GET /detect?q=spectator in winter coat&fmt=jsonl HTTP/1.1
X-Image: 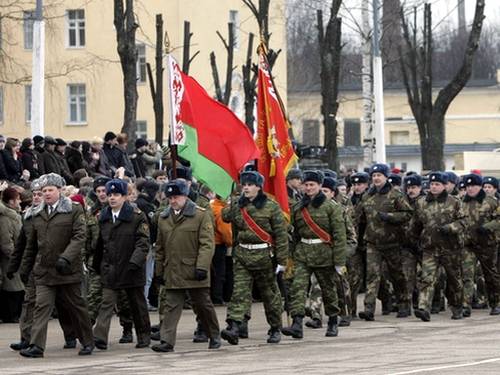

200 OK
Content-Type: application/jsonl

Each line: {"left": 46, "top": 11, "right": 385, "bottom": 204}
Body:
{"left": 65, "top": 141, "right": 85, "bottom": 174}
{"left": 20, "top": 138, "right": 40, "bottom": 180}
{"left": 1, "top": 138, "right": 27, "bottom": 183}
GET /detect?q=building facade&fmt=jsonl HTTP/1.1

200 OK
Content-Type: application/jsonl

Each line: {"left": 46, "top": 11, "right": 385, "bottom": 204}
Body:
{"left": 0, "top": 0, "right": 287, "bottom": 142}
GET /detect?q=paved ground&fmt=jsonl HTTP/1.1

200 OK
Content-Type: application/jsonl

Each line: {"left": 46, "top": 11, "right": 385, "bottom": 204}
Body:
{"left": 2, "top": 298, "right": 500, "bottom": 375}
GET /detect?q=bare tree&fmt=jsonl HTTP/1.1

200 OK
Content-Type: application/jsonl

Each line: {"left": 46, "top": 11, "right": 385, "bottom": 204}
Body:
{"left": 399, "top": 1, "right": 485, "bottom": 170}
{"left": 114, "top": 0, "right": 138, "bottom": 139}
{"left": 210, "top": 22, "right": 235, "bottom": 105}
{"left": 317, "top": 0, "right": 342, "bottom": 172}
{"left": 181, "top": 21, "right": 199, "bottom": 74}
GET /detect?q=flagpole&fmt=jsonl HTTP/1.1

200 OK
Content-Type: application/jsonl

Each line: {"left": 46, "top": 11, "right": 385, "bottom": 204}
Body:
{"left": 165, "top": 30, "right": 178, "bottom": 179}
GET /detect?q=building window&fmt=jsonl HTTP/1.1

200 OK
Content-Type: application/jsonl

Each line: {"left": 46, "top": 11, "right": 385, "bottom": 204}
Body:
{"left": 25, "top": 85, "right": 32, "bottom": 123}
{"left": 67, "top": 84, "right": 86, "bottom": 124}
{"left": 229, "top": 10, "right": 240, "bottom": 49}
{"left": 136, "top": 44, "right": 146, "bottom": 83}
{"left": 302, "top": 119, "right": 320, "bottom": 145}
{"left": 390, "top": 130, "right": 410, "bottom": 145}
{"left": 67, "top": 9, "right": 85, "bottom": 47}
{"left": 389, "top": 162, "right": 396, "bottom": 169}
{"left": 344, "top": 119, "right": 361, "bottom": 146}
{"left": 24, "top": 11, "right": 35, "bottom": 50}
{"left": 136, "top": 121, "right": 147, "bottom": 139}
{"left": 0, "top": 87, "right": 3, "bottom": 123}
{"left": 401, "top": 162, "right": 408, "bottom": 171}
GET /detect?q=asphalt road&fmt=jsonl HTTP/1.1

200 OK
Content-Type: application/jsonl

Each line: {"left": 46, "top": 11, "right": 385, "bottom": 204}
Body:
{"left": 1, "top": 298, "right": 500, "bottom": 375}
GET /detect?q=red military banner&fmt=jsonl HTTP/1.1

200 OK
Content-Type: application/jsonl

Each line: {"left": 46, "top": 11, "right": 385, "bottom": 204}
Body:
{"left": 256, "top": 46, "right": 298, "bottom": 219}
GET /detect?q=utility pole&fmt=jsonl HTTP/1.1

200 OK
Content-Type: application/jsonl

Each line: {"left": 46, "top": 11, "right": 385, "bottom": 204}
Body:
{"left": 361, "top": 0, "right": 374, "bottom": 166}
{"left": 31, "top": 0, "right": 45, "bottom": 137}
{"left": 372, "top": 0, "right": 386, "bottom": 163}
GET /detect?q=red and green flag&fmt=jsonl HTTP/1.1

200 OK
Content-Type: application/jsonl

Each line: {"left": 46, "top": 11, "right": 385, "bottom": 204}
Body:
{"left": 168, "top": 56, "right": 259, "bottom": 198}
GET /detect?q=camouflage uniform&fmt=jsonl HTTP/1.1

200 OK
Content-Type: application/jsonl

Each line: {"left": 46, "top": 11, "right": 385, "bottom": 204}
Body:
{"left": 355, "top": 182, "right": 412, "bottom": 317}
{"left": 288, "top": 192, "right": 346, "bottom": 320}
{"left": 462, "top": 189, "right": 500, "bottom": 312}
{"left": 349, "top": 191, "right": 367, "bottom": 316}
{"left": 411, "top": 191, "right": 466, "bottom": 315}
{"left": 222, "top": 192, "right": 288, "bottom": 330}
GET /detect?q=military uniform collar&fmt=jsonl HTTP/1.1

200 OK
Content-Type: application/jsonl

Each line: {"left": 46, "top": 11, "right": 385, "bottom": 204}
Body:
{"left": 238, "top": 191, "right": 267, "bottom": 209}
{"left": 368, "top": 181, "right": 391, "bottom": 196}
{"left": 464, "top": 189, "right": 486, "bottom": 203}
{"left": 301, "top": 191, "right": 326, "bottom": 209}
{"left": 100, "top": 201, "right": 134, "bottom": 223}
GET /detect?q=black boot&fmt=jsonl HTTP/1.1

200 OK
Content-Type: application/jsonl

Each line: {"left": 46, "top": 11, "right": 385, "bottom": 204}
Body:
{"left": 463, "top": 306, "right": 472, "bottom": 318}
{"left": 208, "top": 335, "right": 222, "bottom": 349}
{"left": 396, "top": 307, "right": 410, "bottom": 318}
{"left": 151, "top": 341, "right": 174, "bottom": 352}
{"left": 239, "top": 317, "right": 249, "bottom": 338}
{"left": 135, "top": 333, "right": 151, "bottom": 348}
{"left": 267, "top": 327, "right": 281, "bottom": 344}
{"left": 305, "top": 318, "right": 322, "bottom": 329}
{"left": 192, "top": 321, "right": 209, "bottom": 343}
{"left": 221, "top": 320, "right": 240, "bottom": 345}
{"left": 358, "top": 311, "right": 374, "bottom": 321}
{"left": 78, "top": 345, "right": 93, "bottom": 356}
{"left": 64, "top": 338, "right": 77, "bottom": 349}
{"left": 94, "top": 338, "right": 107, "bottom": 350}
{"left": 489, "top": 306, "right": 500, "bottom": 315}
{"left": 151, "top": 323, "right": 160, "bottom": 333}
{"left": 325, "top": 316, "right": 338, "bottom": 337}
{"left": 20, "top": 345, "right": 44, "bottom": 358}
{"left": 281, "top": 316, "right": 303, "bottom": 339}
{"left": 119, "top": 327, "right": 133, "bottom": 344}
{"left": 151, "top": 331, "right": 161, "bottom": 341}
{"left": 451, "top": 306, "right": 463, "bottom": 320}
{"left": 10, "top": 339, "right": 30, "bottom": 351}
{"left": 414, "top": 309, "right": 431, "bottom": 322}
{"left": 338, "top": 316, "right": 351, "bottom": 327}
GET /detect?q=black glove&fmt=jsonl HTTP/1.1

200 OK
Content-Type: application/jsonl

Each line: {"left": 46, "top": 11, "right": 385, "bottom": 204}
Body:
{"left": 439, "top": 225, "right": 453, "bottom": 236}
{"left": 127, "top": 262, "right": 141, "bottom": 272}
{"left": 55, "top": 257, "right": 72, "bottom": 275}
{"left": 6, "top": 272, "right": 14, "bottom": 280}
{"left": 153, "top": 275, "right": 165, "bottom": 285}
{"left": 378, "top": 212, "right": 391, "bottom": 222}
{"left": 20, "top": 273, "right": 29, "bottom": 284}
{"left": 194, "top": 269, "right": 207, "bottom": 281}
{"left": 477, "top": 226, "right": 490, "bottom": 236}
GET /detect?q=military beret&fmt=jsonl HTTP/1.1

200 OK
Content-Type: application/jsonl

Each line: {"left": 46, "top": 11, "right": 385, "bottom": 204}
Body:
{"left": 93, "top": 176, "right": 111, "bottom": 191}
{"left": 482, "top": 176, "right": 499, "bottom": 189}
{"left": 168, "top": 165, "right": 192, "bottom": 181}
{"left": 322, "top": 177, "right": 337, "bottom": 191}
{"left": 164, "top": 179, "right": 189, "bottom": 197}
{"left": 240, "top": 171, "right": 264, "bottom": 187}
{"left": 351, "top": 172, "right": 369, "bottom": 184}
{"left": 105, "top": 179, "right": 128, "bottom": 195}
{"left": 322, "top": 169, "right": 337, "bottom": 179}
{"left": 303, "top": 170, "right": 324, "bottom": 185}
{"left": 369, "top": 163, "right": 389, "bottom": 177}
{"left": 404, "top": 174, "right": 422, "bottom": 187}
{"left": 286, "top": 168, "right": 303, "bottom": 181}
{"left": 388, "top": 174, "right": 402, "bottom": 187}
{"left": 463, "top": 173, "right": 483, "bottom": 186}
{"left": 445, "top": 171, "right": 459, "bottom": 185}
{"left": 30, "top": 178, "right": 43, "bottom": 192}
{"left": 39, "top": 173, "right": 66, "bottom": 189}
{"left": 44, "top": 136, "right": 57, "bottom": 145}
{"left": 428, "top": 172, "right": 448, "bottom": 185}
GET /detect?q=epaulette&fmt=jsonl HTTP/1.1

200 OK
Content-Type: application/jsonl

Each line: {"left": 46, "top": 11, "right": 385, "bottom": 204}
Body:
{"left": 196, "top": 205, "right": 207, "bottom": 211}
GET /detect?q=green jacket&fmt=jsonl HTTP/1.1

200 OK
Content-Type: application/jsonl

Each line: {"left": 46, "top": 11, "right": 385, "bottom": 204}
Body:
{"left": 222, "top": 192, "right": 288, "bottom": 268}
{"left": 355, "top": 182, "right": 413, "bottom": 248}
{"left": 155, "top": 199, "right": 214, "bottom": 289}
{"left": 292, "top": 192, "right": 347, "bottom": 268}
{"left": 462, "top": 189, "right": 499, "bottom": 247}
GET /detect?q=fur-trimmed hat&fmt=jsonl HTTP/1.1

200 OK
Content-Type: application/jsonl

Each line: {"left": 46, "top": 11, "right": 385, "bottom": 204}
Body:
{"left": 168, "top": 165, "right": 192, "bottom": 181}
{"left": 388, "top": 174, "right": 402, "bottom": 187}
{"left": 105, "top": 179, "right": 128, "bottom": 195}
{"left": 404, "top": 174, "right": 422, "bottom": 187}
{"left": 445, "top": 171, "right": 459, "bottom": 185}
{"left": 286, "top": 168, "right": 303, "bottom": 181}
{"left": 351, "top": 172, "right": 369, "bottom": 184}
{"left": 93, "top": 176, "right": 112, "bottom": 191}
{"left": 322, "top": 177, "right": 337, "bottom": 191}
{"left": 240, "top": 171, "right": 264, "bottom": 187}
{"left": 463, "top": 173, "right": 483, "bottom": 186}
{"left": 164, "top": 179, "right": 189, "bottom": 197}
{"left": 369, "top": 163, "right": 389, "bottom": 177}
{"left": 322, "top": 169, "right": 337, "bottom": 179}
{"left": 483, "top": 176, "right": 499, "bottom": 189}
{"left": 428, "top": 172, "right": 448, "bottom": 185}
{"left": 39, "top": 173, "right": 66, "bottom": 188}
{"left": 30, "top": 178, "right": 43, "bottom": 192}
{"left": 303, "top": 170, "right": 324, "bottom": 185}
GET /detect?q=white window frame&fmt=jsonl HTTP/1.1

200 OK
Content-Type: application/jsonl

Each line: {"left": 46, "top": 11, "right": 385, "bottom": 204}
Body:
{"left": 67, "top": 84, "right": 87, "bottom": 125}
{"left": 229, "top": 10, "right": 240, "bottom": 50}
{"left": 136, "top": 44, "right": 146, "bottom": 83}
{"left": 136, "top": 121, "right": 147, "bottom": 139}
{"left": 66, "top": 9, "right": 85, "bottom": 48}
{"left": 24, "top": 10, "right": 35, "bottom": 50}
{"left": 25, "top": 84, "right": 32, "bottom": 124}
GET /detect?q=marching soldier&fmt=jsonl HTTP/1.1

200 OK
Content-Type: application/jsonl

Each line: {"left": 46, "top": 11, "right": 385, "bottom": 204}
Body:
{"left": 221, "top": 171, "right": 288, "bottom": 345}
{"left": 411, "top": 172, "right": 466, "bottom": 321}
{"left": 282, "top": 170, "right": 346, "bottom": 339}
{"left": 461, "top": 173, "right": 500, "bottom": 316}
{"left": 92, "top": 179, "right": 151, "bottom": 350}
{"left": 20, "top": 173, "right": 93, "bottom": 357}
{"left": 355, "top": 164, "right": 412, "bottom": 321}
{"left": 152, "top": 180, "right": 221, "bottom": 352}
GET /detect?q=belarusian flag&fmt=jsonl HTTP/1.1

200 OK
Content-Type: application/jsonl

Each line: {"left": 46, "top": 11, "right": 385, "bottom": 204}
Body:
{"left": 168, "top": 56, "right": 259, "bottom": 198}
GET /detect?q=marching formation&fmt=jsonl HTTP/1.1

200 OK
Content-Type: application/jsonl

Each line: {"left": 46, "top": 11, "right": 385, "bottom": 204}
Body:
{"left": 1, "top": 134, "right": 500, "bottom": 358}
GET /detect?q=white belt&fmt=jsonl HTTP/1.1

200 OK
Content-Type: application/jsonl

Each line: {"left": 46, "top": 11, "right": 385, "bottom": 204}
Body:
{"left": 239, "top": 243, "right": 270, "bottom": 250}
{"left": 301, "top": 238, "right": 324, "bottom": 244}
